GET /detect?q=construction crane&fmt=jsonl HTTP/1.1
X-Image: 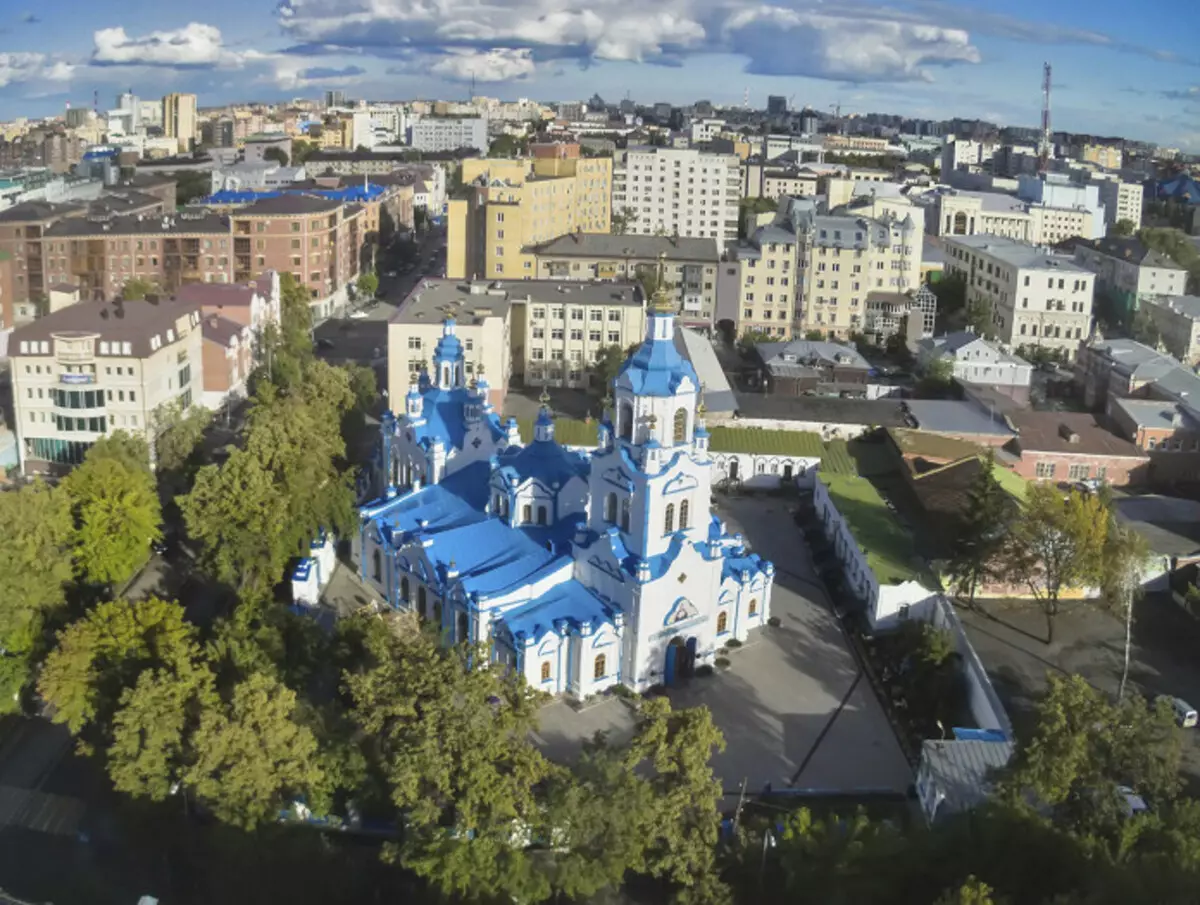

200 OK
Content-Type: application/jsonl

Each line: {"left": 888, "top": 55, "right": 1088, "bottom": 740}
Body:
{"left": 1039, "top": 62, "right": 1052, "bottom": 174}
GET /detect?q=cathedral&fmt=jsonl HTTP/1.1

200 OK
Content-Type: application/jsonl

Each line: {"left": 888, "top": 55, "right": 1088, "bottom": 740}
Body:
{"left": 356, "top": 286, "right": 775, "bottom": 696}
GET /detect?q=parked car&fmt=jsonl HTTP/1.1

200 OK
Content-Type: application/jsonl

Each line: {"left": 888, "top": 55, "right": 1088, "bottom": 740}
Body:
{"left": 316, "top": 338, "right": 335, "bottom": 350}
{"left": 1158, "top": 695, "right": 1198, "bottom": 728}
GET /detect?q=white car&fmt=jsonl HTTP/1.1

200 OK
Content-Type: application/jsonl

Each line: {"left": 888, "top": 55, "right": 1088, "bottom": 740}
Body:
{"left": 1158, "top": 695, "right": 1198, "bottom": 728}
{"left": 350, "top": 310, "right": 369, "bottom": 319}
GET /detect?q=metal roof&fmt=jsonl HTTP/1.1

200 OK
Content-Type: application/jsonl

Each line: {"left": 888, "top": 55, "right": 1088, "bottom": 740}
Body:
{"left": 921, "top": 738, "right": 1013, "bottom": 817}
{"left": 527, "top": 232, "right": 719, "bottom": 262}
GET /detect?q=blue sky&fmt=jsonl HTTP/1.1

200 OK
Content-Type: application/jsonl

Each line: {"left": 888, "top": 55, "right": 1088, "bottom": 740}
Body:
{"left": 1, "top": 0, "right": 1198, "bottom": 149}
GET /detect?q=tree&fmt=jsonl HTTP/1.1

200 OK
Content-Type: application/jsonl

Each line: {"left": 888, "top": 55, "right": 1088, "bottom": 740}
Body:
{"left": 153, "top": 400, "right": 212, "bottom": 497}
{"left": 356, "top": 271, "right": 379, "bottom": 299}
{"left": 934, "top": 877, "right": 998, "bottom": 905}
{"left": 930, "top": 274, "right": 966, "bottom": 316}
{"left": 63, "top": 441, "right": 162, "bottom": 588}
{"left": 590, "top": 344, "right": 627, "bottom": 394}
{"left": 804, "top": 329, "right": 826, "bottom": 341}
{"left": 1138, "top": 227, "right": 1200, "bottom": 294}
{"left": 738, "top": 329, "right": 775, "bottom": 356}
{"left": 965, "top": 297, "right": 992, "bottom": 336}
{"left": 611, "top": 206, "right": 638, "bottom": 235}
{"left": 487, "top": 134, "right": 524, "bottom": 158}
{"left": 947, "top": 452, "right": 1012, "bottom": 608}
{"left": 738, "top": 197, "right": 777, "bottom": 239}
{"left": 346, "top": 629, "right": 553, "bottom": 901}
{"left": 1000, "top": 485, "right": 1109, "bottom": 644}
{"left": 39, "top": 597, "right": 199, "bottom": 741}
{"left": 774, "top": 805, "right": 905, "bottom": 905}
{"left": 0, "top": 481, "right": 75, "bottom": 710}
{"left": 186, "top": 671, "right": 324, "bottom": 829}
{"left": 262, "top": 146, "right": 289, "bottom": 166}
{"left": 291, "top": 139, "right": 317, "bottom": 165}
{"left": 626, "top": 697, "right": 729, "bottom": 904}
{"left": 121, "top": 277, "right": 159, "bottom": 301}
{"left": 1111, "top": 219, "right": 1136, "bottom": 238}
{"left": 1131, "top": 307, "right": 1162, "bottom": 349}
{"left": 1100, "top": 521, "right": 1150, "bottom": 702}
{"left": 886, "top": 331, "right": 914, "bottom": 365}
{"left": 1001, "top": 674, "right": 1181, "bottom": 838}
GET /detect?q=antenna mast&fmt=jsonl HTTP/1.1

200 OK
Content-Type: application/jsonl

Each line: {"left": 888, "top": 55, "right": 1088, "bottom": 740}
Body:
{"left": 1039, "top": 62, "right": 1052, "bottom": 174}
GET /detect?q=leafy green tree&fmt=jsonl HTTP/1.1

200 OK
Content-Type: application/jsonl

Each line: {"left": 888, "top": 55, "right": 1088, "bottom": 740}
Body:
{"left": 0, "top": 481, "right": 75, "bottom": 709}
{"left": 1131, "top": 307, "right": 1162, "bottom": 349}
{"left": 1111, "top": 219, "right": 1136, "bottom": 238}
{"left": 934, "top": 876, "right": 1000, "bottom": 905}
{"left": 39, "top": 597, "right": 199, "bottom": 740}
{"left": 181, "top": 449, "right": 290, "bottom": 598}
{"left": 947, "top": 452, "right": 1012, "bottom": 607}
{"left": 291, "top": 139, "right": 317, "bottom": 165}
{"left": 346, "top": 628, "right": 552, "bottom": 902}
{"left": 356, "top": 271, "right": 379, "bottom": 298}
{"left": 611, "top": 205, "right": 638, "bottom": 235}
{"left": 121, "top": 277, "right": 159, "bottom": 301}
{"left": 1001, "top": 674, "right": 1181, "bottom": 839}
{"left": 1100, "top": 521, "right": 1150, "bottom": 701}
{"left": 487, "top": 134, "right": 524, "bottom": 158}
{"left": 590, "top": 344, "right": 627, "bottom": 394}
{"left": 256, "top": 273, "right": 315, "bottom": 391}
{"left": 85, "top": 430, "right": 152, "bottom": 473}
{"left": 186, "top": 671, "right": 325, "bottom": 829}
{"left": 738, "top": 329, "right": 775, "bottom": 356}
{"left": 627, "top": 697, "right": 729, "bottom": 904}
{"left": 153, "top": 400, "right": 212, "bottom": 499}
{"left": 775, "top": 806, "right": 905, "bottom": 905}
{"left": 804, "top": 329, "right": 826, "bottom": 341}
{"left": 64, "top": 443, "right": 162, "bottom": 588}
{"left": 262, "top": 146, "right": 289, "bottom": 166}
{"left": 930, "top": 273, "right": 967, "bottom": 316}
{"left": 1000, "top": 485, "right": 1109, "bottom": 644}
{"left": 965, "top": 297, "right": 992, "bottom": 336}
{"left": 738, "top": 197, "right": 777, "bottom": 239}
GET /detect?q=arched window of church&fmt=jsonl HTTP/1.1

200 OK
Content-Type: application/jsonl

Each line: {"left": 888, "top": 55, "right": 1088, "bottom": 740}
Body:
{"left": 664, "top": 503, "right": 675, "bottom": 534}
{"left": 620, "top": 403, "right": 634, "bottom": 441}
{"left": 418, "top": 586, "right": 427, "bottom": 619}
{"left": 717, "top": 611, "right": 728, "bottom": 634}
{"left": 748, "top": 598, "right": 759, "bottom": 617}
{"left": 537, "top": 506, "right": 548, "bottom": 526}
{"left": 493, "top": 494, "right": 502, "bottom": 515}
{"left": 604, "top": 492, "right": 617, "bottom": 523}
{"left": 594, "top": 654, "right": 607, "bottom": 679}
{"left": 680, "top": 499, "right": 690, "bottom": 529}
{"left": 523, "top": 504, "right": 533, "bottom": 524}
{"left": 372, "top": 549, "right": 382, "bottom": 582}
{"left": 541, "top": 661, "right": 551, "bottom": 682}
{"left": 620, "top": 499, "right": 631, "bottom": 532}
{"left": 673, "top": 408, "right": 688, "bottom": 444}
{"left": 400, "top": 576, "right": 410, "bottom": 602}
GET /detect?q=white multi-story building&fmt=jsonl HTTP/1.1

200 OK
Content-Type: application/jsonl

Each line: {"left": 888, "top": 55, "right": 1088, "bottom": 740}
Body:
{"left": 1018, "top": 174, "right": 1106, "bottom": 239}
{"left": 926, "top": 187, "right": 1099, "bottom": 246}
{"left": 1094, "top": 177, "right": 1143, "bottom": 229}
{"left": 1071, "top": 236, "right": 1187, "bottom": 319}
{"left": 943, "top": 234, "right": 1096, "bottom": 359}
{"left": 9, "top": 298, "right": 205, "bottom": 473}
{"left": 367, "top": 104, "right": 409, "bottom": 142}
{"left": 612, "top": 147, "right": 740, "bottom": 242}
{"left": 408, "top": 117, "right": 488, "bottom": 154}
{"left": 689, "top": 119, "right": 726, "bottom": 144}
{"left": 916, "top": 330, "right": 1033, "bottom": 400}
{"left": 1139, "top": 295, "right": 1200, "bottom": 366}
{"left": 940, "top": 137, "right": 997, "bottom": 175}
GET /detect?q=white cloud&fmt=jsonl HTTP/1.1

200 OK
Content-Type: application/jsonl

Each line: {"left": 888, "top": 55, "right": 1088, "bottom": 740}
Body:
{"left": 429, "top": 48, "right": 536, "bottom": 82}
{"left": 92, "top": 22, "right": 262, "bottom": 68}
{"left": 274, "top": 0, "right": 978, "bottom": 83}
{"left": 0, "top": 52, "right": 73, "bottom": 88}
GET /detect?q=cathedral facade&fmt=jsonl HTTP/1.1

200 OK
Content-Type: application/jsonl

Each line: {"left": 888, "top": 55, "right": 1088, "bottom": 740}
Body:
{"left": 357, "top": 296, "right": 774, "bottom": 696}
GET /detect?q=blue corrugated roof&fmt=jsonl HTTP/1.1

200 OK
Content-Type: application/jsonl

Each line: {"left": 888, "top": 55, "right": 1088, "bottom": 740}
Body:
{"left": 496, "top": 435, "right": 589, "bottom": 489}
{"left": 501, "top": 581, "right": 616, "bottom": 642}
{"left": 427, "top": 518, "right": 565, "bottom": 597}
{"left": 202, "top": 183, "right": 390, "bottom": 206}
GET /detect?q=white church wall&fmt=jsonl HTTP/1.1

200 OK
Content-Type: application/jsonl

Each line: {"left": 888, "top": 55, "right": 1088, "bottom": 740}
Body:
{"left": 711, "top": 453, "right": 821, "bottom": 489}
{"left": 710, "top": 414, "right": 872, "bottom": 440}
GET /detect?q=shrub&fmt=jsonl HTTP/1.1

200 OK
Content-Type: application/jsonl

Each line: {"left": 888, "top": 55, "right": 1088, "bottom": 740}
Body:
{"left": 644, "top": 683, "right": 667, "bottom": 697}
{"left": 715, "top": 657, "right": 731, "bottom": 669}
{"left": 610, "top": 683, "right": 637, "bottom": 700}
{"left": 726, "top": 638, "right": 743, "bottom": 649}
{"left": 696, "top": 664, "right": 715, "bottom": 677}
{"left": 767, "top": 616, "right": 782, "bottom": 627}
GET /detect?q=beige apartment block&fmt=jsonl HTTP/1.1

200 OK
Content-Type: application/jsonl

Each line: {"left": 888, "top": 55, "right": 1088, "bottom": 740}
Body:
{"left": 612, "top": 147, "right": 740, "bottom": 242}
{"left": 10, "top": 298, "right": 204, "bottom": 473}
{"left": 1140, "top": 295, "right": 1200, "bottom": 366}
{"left": 527, "top": 233, "right": 719, "bottom": 328}
{"left": 733, "top": 224, "right": 800, "bottom": 339}
{"left": 163, "top": 93, "right": 198, "bottom": 154}
{"left": 447, "top": 143, "right": 611, "bottom": 281}
{"left": 943, "top": 234, "right": 1095, "bottom": 360}
{"left": 1077, "top": 143, "right": 1123, "bottom": 170}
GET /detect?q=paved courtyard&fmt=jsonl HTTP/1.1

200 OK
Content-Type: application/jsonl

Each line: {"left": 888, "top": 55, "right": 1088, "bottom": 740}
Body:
{"left": 535, "top": 493, "right": 913, "bottom": 796}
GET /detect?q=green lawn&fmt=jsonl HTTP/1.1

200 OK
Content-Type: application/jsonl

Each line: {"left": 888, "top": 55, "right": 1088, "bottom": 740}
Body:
{"left": 821, "top": 472, "right": 919, "bottom": 585}
{"left": 820, "top": 439, "right": 856, "bottom": 475}
{"left": 991, "top": 463, "right": 1029, "bottom": 501}
{"left": 516, "top": 417, "right": 600, "bottom": 447}
{"left": 708, "top": 427, "right": 823, "bottom": 456}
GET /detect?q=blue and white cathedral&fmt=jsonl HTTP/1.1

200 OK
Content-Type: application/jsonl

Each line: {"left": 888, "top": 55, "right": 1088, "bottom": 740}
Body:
{"left": 357, "top": 283, "right": 775, "bottom": 696}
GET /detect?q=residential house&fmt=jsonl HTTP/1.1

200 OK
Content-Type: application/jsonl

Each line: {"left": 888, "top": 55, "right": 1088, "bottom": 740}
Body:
{"left": 752, "top": 338, "right": 871, "bottom": 397}
{"left": 916, "top": 330, "right": 1033, "bottom": 404}
{"left": 1004, "top": 411, "right": 1149, "bottom": 486}
{"left": 1139, "top": 295, "right": 1200, "bottom": 366}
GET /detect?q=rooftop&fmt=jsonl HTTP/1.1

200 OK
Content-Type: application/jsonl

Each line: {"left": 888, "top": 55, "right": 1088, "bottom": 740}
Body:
{"left": 675, "top": 326, "right": 736, "bottom": 415}
{"left": 755, "top": 338, "right": 871, "bottom": 376}
{"left": 734, "top": 393, "right": 909, "bottom": 427}
{"left": 45, "top": 211, "right": 229, "bottom": 238}
{"left": 1072, "top": 236, "right": 1184, "bottom": 271}
{"left": 1111, "top": 397, "right": 1200, "bottom": 432}
{"left": 920, "top": 738, "right": 1014, "bottom": 817}
{"left": 230, "top": 194, "right": 343, "bottom": 216}
{"left": 392, "top": 279, "right": 642, "bottom": 326}
{"left": 708, "top": 427, "right": 823, "bottom": 456}
{"left": 946, "top": 234, "right": 1091, "bottom": 273}
{"left": 10, "top": 299, "right": 200, "bottom": 358}
{"left": 1142, "top": 294, "right": 1200, "bottom": 321}
{"left": 820, "top": 471, "right": 920, "bottom": 585}
{"left": 526, "top": 232, "right": 719, "bottom": 262}
{"left": 1009, "top": 411, "right": 1149, "bottom": 459}
{"left": 907, "top": 400, "right": 1016, "bottom": 438}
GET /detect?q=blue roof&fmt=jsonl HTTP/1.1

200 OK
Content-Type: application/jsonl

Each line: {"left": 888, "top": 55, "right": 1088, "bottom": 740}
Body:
{"left": 433, "top": 322, "right": 463, "bottom": 363}
{"left": 721, "top": 549, "right": 772, "bottom": 584}
{"left": 201, "top": 184, "right": 390, "bottom": 206}
{"left": 412, "top": 387, "right": 474, "bottom": 450}
{"left": 1156, "top": 174, "right": 1200, "bottom": 204}
{"left": 501, "top": 581, "right": 616, "bottom": 642}
{"left": 618, "top": 316, "right": 699, "bottom": 396}
{"left": 292, "top": 558, "right": 315, "bottom": 580}
{"left": 496, "top": 436, "right": 589, "bottom": 490}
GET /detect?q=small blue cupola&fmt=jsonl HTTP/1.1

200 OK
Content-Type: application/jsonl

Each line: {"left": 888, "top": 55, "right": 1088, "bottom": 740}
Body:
{"left": 432, "top": 318, "right": 464, "bottom": 389}
{"left": 534, "top": 388, "right": 555, "bottom": 443}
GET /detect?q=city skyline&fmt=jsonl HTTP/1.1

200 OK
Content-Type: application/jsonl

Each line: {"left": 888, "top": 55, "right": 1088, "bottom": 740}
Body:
{"left": 0, "top": 0, "right": 1197, "bottom": 149}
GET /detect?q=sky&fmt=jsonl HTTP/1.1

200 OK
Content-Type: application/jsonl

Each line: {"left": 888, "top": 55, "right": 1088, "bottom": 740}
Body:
{"left": 1, "top": 0, "right": 1198, "bottom": 149}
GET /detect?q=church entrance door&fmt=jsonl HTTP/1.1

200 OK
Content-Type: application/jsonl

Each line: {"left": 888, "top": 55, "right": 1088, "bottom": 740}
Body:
{"left": 664, "top": 635, "right": 697, "bottom": 686}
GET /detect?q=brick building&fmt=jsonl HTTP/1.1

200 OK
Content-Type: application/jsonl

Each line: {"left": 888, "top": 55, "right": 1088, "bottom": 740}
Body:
{"left": 1005, "top": 411, "right": 1149, "bottom": 486}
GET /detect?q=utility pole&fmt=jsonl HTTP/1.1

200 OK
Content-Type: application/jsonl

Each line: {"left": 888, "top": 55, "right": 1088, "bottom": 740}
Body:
{"left": 1039, "top": 62, "right": 1052, "bottom": 174}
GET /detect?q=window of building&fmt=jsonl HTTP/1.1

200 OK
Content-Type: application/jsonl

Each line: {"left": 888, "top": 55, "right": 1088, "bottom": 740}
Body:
{"left": 594, "top": 654, "right": 606, "bottom": 679}
{"left": 523, "top": 504, "right": 533, "bottom": 523}
{"left": 620, "top": 498, "right": 631, "bottom": 532}
{"left": 679, "top": 499, "right": 689, "bottom": 529}
{"left": 717, "top": 611, "right": 728, "bottom": 634}
{"left": 748, "top": 598, "right": 758, "bottom": 617}
{"left": 1035, "top": 461, "right": 1057, "bottom": 478}
{"left": 1068, "top": 464, "right": 1090, "bottom": 480}
{"left": 541, "top": 661, "right": 551, "bottom": 681}
{"left": 664, "top": 503, "right": 675, "bottom": 534}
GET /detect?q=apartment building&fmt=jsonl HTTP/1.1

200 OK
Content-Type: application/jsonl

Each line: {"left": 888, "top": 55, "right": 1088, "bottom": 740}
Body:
{"left": 10, "top": 298, "right": 204, "bottom": 472}
{"left": 612, "top": 147, "right": 740, "bottom": 242}
{"left": 1095, "top": 178, "right": 1142, "bottom": 229}
{"left": 163, "top": 93, "right": 198, "bottom": 154}
{"left": 823, "top": 135, "right": 891, "bottom": 154}
{"left": 409, "top": 117, "right": 488, "bottom": 153}
{"left": 943, "top": 234, "right": 1095, "bottom": 359}
{"left": 0, "top": 249, "right": 14, "bottom": 333}
{"left": 741, "top": 162, "right": 820, "bottom": 200}
{"left": 929, "top": 190, "right": 1032, "bottom": 242}
{"left": 1140, "top": 295, "right": 1200, "bottom": 365}
{"left": 1070, "top": 235, "right": 1187, "bottom": 326}
{"left": 447, "top": 145, "right": 612, "bottom": 281}
{"left": 732, "top": 221, "right": 800, "bottom": 339}
{"left": 527, "top": 233, "right": 719, "bottom": 328}
{"left": 1075, "top": 143, "right": 1123, "bottom": 170}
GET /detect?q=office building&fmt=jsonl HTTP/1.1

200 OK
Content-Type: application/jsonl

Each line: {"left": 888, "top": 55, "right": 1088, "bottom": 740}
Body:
{"left": 928, "top": 187, "right": 1100, "bottom": 246}
{"left": 447, "top": 143, "right": 611, "bottom": 281}
{"left": 325, "top": 90, "right": 348, "bottom": 109}
{"left": 162, "top": 93, "right": 198, "bottom": 154}
{"left": 527, "top": 233, "right": 720, "bottom": 328}
{"left": 408, "top": 117, "right": 488, "bottom": 153}
{"left": 1070, "top": 235, "right": 1187, "bottom": 326}
{"left": 9, "top": 298, "right": 205, "bottom": 472}
{"left": 916, "top": 331, "right": 1033, "bottom": 404}
{"left": 1074, "top": 142, "right": 1123, "bottom": 170}
{"left": 943, "top": 234, "right": 1095, "bottom": 359}
{"left": 767, "top": 95, "right": 788, "bottom": 117}
{"left": 1139, "top": 295, "right": 1200, "bottom": 366}
{"left": 1094, "top": 178, "right": 1143, "bottom": 229}
{"left": 612, "top": 147, "right": 740, "bottom": 243}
